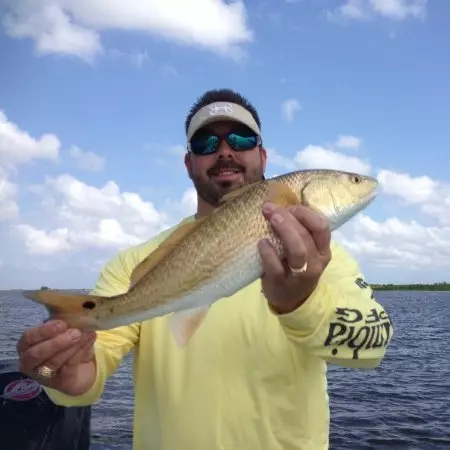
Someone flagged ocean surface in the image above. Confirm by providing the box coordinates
[1,290,449,449]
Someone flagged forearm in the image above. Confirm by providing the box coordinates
[273,242,394,369]
[276,279,392,368]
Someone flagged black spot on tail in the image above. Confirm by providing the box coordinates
[83,301,96,310]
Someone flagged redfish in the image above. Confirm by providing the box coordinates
[22,169,378,348]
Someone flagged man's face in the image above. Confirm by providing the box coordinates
[184,121,267,207]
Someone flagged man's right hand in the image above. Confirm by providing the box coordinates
[16,320,97,396]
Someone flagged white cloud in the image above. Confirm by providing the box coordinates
[0,110,59,170]
[377,169,437,204]
[377,169,450,226]
[46,173,167,225]
[335,134,361,150]
[336,214,450,271]
[369,0,427,20]
[327,0,427,22]
[2,0,253,62]
[68,146,105,172]
[281,99,301,123]
[265,138,369,174]
[17,219,150,255]
[330,165,450,275]
[14,173,195,255]
[3,2,103,62]
[16,225,73,255]
[295,145,371,174]
[179,188,198,216]
[0,169,19,221]
[267,148,297,171]
[338,0,370,20]
[160,186,198,221]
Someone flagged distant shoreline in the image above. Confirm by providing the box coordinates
[371,283,450,291]
[3,283,450,293]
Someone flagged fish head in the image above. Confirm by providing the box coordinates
[296,170,378,230]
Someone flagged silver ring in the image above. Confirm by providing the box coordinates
[289,261,308,275]
[36,365,57,379]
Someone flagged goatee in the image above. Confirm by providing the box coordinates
[192,165,265,207]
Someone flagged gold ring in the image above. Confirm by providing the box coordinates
[36,365,57,379]
[289,261,308,275]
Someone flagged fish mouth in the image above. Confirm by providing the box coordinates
[351,189,377,215]
[363,188,378,206]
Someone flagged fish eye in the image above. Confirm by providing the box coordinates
[351,175,362,184]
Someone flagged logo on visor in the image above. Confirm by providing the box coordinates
[208,103,233,116]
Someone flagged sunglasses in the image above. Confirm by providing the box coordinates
[189,131,262,155]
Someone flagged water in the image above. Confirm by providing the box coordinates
[1,290,449,449]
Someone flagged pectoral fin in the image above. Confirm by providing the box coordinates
[168,306,210,348]
[265,180,302,207]
[299,180,330,212]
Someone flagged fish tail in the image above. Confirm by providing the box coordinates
[22,289,104,330]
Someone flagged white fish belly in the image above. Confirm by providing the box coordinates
[173,242,264,312]
[98,242,264,330]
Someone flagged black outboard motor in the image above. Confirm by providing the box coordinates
[0,359,91,450]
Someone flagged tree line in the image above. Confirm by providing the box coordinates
[370,282,450,291]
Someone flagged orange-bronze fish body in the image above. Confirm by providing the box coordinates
[22,169,378,347]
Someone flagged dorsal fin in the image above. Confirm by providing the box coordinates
[265,180,302,207]
[129,218,206,287]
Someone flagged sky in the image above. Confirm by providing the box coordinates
[0,0,449,289]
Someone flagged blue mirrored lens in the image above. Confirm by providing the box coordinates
[227,133,258,150]
[190,135,220,154]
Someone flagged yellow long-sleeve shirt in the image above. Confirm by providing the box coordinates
[44,216,393,450]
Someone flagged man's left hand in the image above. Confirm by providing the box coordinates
[258,202,332,315]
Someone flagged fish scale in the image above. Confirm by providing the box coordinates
[123,182,274,309]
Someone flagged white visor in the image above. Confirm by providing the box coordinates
[186,102,261,141]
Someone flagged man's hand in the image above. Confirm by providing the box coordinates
[258,202,332,314]
[17,320,98,396]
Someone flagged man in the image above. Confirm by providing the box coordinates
[16,88,393,450]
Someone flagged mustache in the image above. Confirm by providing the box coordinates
[208,161,245,176]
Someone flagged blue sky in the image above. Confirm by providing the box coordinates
[0,0,449,289]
